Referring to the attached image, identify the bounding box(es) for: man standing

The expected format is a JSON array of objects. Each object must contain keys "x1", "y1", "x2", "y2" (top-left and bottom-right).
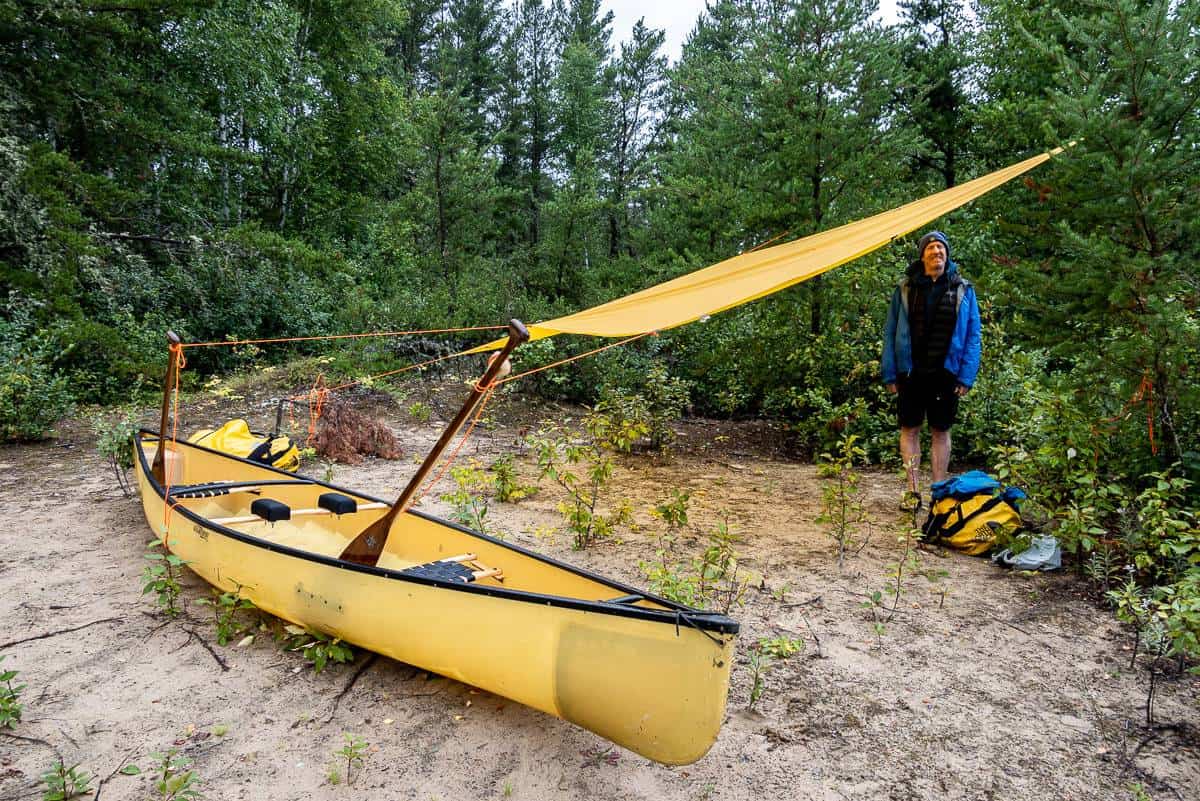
[{"x1": 881, "y1": 231, "x2": 982, "y2": 509}]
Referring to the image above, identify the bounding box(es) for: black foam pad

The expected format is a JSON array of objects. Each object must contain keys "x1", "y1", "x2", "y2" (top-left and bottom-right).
[
  {"x1": 318, "y1": 493, "x2": 357, "y2": 515},
  {"x1": 402, "y1": 561, "x2": 475, "y2": 583},
  {"x1": 251, "y1": 498, "x2": 291, "y2": 522}
]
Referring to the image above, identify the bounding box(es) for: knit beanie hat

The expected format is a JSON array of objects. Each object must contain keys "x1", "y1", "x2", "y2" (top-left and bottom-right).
[{"x1": 917, "y1": 230, "x2": 950, "y2": 260}]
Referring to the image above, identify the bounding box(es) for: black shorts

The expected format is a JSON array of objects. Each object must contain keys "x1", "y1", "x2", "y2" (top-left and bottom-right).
[{"x1": 897, "y1": 369, "x2": 959, "y2": 431}]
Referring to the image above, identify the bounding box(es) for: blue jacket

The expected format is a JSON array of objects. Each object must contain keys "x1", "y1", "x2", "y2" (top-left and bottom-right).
[{"x1": 881, "y1": 259, "x2": 982, "y2": 387}]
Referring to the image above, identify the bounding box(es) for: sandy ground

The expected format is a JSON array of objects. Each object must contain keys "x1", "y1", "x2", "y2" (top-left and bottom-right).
[{"x1": 1, "y1": 380, "x2": 1198, "y2": 801}]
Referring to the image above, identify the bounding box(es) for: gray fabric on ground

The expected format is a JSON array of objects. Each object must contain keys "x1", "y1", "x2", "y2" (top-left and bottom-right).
[{"x1": 992, "y1": 535, "x2": 1061, "y2": 571}]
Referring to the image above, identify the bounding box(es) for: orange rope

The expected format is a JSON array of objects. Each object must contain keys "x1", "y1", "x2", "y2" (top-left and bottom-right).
[
  {"x1": 747, "y1": 230, "x2": 791, "y2": 253},
  {"x1": 303, "y1": 351, "x2": 468, "y2": 397},
  {"x1": 306, "y1": 375, "x2": 329, "y2": 447},
  {"x1": 406, "y1": 383, "x2": 498, "y2": 512},
  {"x1": 163, "y1": 343, "x2": 186, "y2": 532},
  {"x1": 1090, "y1": 371, "x2": 1158, "y2": 462},
  {"x1": 495, "y1": 332, "x2": 655, "y2": 386},
  {"x1": 179, "y1": 325, "x2": 506, "y2": 349},
  {"x1": 1140, "y1": 375, "x2": 1157, "y2": 456},
  {"x1": 160, "y1": 325, "x2": 654, "y2": 523}
]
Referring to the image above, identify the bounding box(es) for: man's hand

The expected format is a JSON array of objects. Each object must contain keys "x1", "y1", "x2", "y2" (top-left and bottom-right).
[
  {"x1": 886, "y1": 383, "x2": 898, "y2": 394},
  {"x1": 955, "y1": 383, "x2": 970, "y2": 397}
]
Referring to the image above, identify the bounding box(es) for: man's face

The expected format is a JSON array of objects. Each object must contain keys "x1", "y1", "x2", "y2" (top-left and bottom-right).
[{"x1": 922, "y1": 240, "x2": 947, "y2": 279}]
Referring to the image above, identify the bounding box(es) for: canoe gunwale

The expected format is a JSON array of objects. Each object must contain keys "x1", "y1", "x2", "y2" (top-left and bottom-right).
[{"x1": 136, "y1": 430, "x2": 739, "y2": 635}]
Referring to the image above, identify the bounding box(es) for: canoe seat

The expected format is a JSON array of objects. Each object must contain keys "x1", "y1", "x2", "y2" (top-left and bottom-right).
[
  {"x1": 251, "y1": 498, "x2": 291, "y2": 522},
  {"x1": 318, "y1": 492, "x2": 357, "y2": 515},
  {"x1": 402, "y1": 553, "x2": 502, "y2": 584},
  {"x1": 212, "y1": 500, "x2": 387, "y2": 526}
]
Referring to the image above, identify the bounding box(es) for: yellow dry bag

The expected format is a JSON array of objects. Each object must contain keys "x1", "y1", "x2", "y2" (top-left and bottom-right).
[
  {"x1": 921, "y1": 471, "x2": 1026, "y2": 556},
  {"x1": 188, "y1": 419, "x2": 300, "y2": 472}
]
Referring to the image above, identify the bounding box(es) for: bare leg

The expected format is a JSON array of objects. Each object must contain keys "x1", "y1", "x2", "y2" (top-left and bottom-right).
[
  {"x1": 931, "y1": 428, "x2": 951, "y2": 483},
  {"x1": 900, "y1": 426, "x2": 921, "y2": 493}
]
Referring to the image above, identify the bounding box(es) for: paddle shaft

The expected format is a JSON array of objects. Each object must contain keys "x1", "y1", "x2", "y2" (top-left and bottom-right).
[
  {"x1": 151, "y1": 331, "x2": 183, "y2": 483},
  {"x1": 340, "y1": 319, "x2": 530, "y2": 566}
]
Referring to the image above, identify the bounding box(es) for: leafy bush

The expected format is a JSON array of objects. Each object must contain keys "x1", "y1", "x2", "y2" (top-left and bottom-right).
[
  {"x1": 816, "y1": 433, "x2": 872, "y2": 567},
  {"x1": 530, "y1": 407, "x2": 645, "y2": 549},
  {"x1": 440, "y1": 462, "x2": 493, "y2": 534},
  {"x1": 0, "y1": 654, "x2": 24, "y2": 729},
  {"x1": 282, "y1": 625, "x2": 354, "y2": 673},
  {"x1": 93, "y1": 410, "x2": 139, "y2": 496},
  {"x1": 641, "y1": 517, "x2": 750, "y2": 614},
  {"x1": 0, "y1": 311, "x2": 73, "y2": 441},
  {"x1": 598, "y1": 362, "x2": 690, "y2": 452}
]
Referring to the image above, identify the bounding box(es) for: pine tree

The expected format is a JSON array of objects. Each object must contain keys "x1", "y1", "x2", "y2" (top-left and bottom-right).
[
  {"x1": 604, "y1": 19, "x2": 668, "y2": 258},
  {"x1": 1032, "y1": 0, "x2": 1200, "y2": 466},
  {"x1": 897, "y1": 0, "x2": 977, "y2": 188}
]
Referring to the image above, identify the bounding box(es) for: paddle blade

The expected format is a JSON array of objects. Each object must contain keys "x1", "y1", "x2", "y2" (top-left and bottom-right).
[{"x1": 340, "y1": 514, "x2": 393, "y2": 566}]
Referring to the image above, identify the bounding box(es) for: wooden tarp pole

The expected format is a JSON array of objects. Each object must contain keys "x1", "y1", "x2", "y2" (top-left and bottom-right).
[
  {"x1": 340, "y1": 319, "x2": 529, "y2": 566},
  {"x1": 151, "y1": 331, "x2": 183, "y2": 483}
]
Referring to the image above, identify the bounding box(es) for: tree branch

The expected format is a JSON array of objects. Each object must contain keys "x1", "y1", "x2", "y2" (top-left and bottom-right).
[{"x1": 0, "y1": 618, "x2": 123, "y2": 650}]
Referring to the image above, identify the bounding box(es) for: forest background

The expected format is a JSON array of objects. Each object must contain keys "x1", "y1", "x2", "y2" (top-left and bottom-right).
[{"x1": 1, "y1": 1, "x2": 1198, "y2": 643}]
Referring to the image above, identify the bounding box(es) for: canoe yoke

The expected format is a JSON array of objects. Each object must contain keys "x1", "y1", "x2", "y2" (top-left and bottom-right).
[{"x1": 402, "y1": 553, "x2": 503, "y2": 584}]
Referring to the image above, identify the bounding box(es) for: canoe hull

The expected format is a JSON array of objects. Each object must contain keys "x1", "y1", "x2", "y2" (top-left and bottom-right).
[{"x1": 135, "y1": 434, "x2": 736, "y2": 765}]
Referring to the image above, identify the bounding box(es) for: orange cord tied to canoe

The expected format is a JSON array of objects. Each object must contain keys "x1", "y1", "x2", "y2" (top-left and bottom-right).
[
  {"x1": 163, "y1": 341, "x2": 187, "y2": 531},
  {"x1": 407, "y1": 381, "x2": 498, "y2": 512},
  {"x1": 305, "y1": 375, "x2": 329, "y2": 448}
]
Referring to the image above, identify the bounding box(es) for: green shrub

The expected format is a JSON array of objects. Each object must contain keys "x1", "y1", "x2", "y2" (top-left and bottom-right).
[
  {"x1": 93, "y1": 410, "x2": 139, "y2": 496},
  {"x1": 598, "y1": 362, "x2": 690, "y2": 452},
  {"x1": 0, "y1": 654, "x2": 24, "y2": 728},
  {"x1": 0, "y1": 314, "x2": 73, "y2": 441},
  {"x1": 530, "y1": 407, "x2": 644, "y2": 549}
]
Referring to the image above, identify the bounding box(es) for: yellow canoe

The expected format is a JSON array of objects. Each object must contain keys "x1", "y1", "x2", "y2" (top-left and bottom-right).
[{"x1": 134, "y1": 431, "x2": 738, "y2": 765}]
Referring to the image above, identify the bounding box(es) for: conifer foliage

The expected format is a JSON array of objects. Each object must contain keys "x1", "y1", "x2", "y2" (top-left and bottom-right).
[{"x1": 0, "y1": 0, "x2": 1195, "y2": 502}]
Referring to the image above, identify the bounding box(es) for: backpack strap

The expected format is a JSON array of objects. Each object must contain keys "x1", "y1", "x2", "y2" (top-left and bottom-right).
[
  {"x1": 925, "y1": 494, "x2": 1009, "y2": 542},
  {"x1": 954, "y1": 276, "x2": 970, "y2": 313},
  {"x1": 246, "y1": 438, "x2": 276, "y2": 464}
]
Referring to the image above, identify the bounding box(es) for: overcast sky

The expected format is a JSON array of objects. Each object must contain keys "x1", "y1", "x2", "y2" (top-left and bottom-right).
[{"x1": 604, "y1": 1, "x2": 902, "y2": 62}]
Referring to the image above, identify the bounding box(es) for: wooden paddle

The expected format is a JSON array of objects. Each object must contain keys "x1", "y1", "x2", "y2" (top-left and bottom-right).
[
  {"x1": 339, "y1": 319, "x2": 530, "y2": 566},
  {"x1": 151, "y1": 331, "x2": 183, "y2": 484}
]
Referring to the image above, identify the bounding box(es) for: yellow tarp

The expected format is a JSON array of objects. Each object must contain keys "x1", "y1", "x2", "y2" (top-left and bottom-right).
[{"x1": 476, "y1": 148, "x2": 1060, "y2": 351}]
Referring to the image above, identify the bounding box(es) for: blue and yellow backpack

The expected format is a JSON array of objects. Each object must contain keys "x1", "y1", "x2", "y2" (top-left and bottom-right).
[{"x1": 921, "y1": 471, "x2": 1026, "y2": 555}]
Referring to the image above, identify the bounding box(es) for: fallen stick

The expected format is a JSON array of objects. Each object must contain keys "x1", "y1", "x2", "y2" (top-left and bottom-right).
[
  {"x1": 93, "y1": 750, "x2": 137, "y2": 801},
  {"x1": 0, "y1": 617, "x2": 123, "y2": 650},
  {"x1": 324, "y1": 654, "x2": 378, "y2": 723},
  {"x1": 180, "y1": 626, "x2": 230, "y2": 672}
]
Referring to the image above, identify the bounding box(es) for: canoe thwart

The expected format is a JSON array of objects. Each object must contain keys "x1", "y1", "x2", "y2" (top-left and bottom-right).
[
  {"x1": 212, "y1": 502, "x2": 388, "y2": 527},
  {"x1": 171, "y1": 483, "x2": 263, "y2": 499},
  {"x1": 605, "y1": 594, "x2": 644, "y2": 605},
  {"x1": 167, "y1": 478, "x2": 314, "y2": 497}
]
